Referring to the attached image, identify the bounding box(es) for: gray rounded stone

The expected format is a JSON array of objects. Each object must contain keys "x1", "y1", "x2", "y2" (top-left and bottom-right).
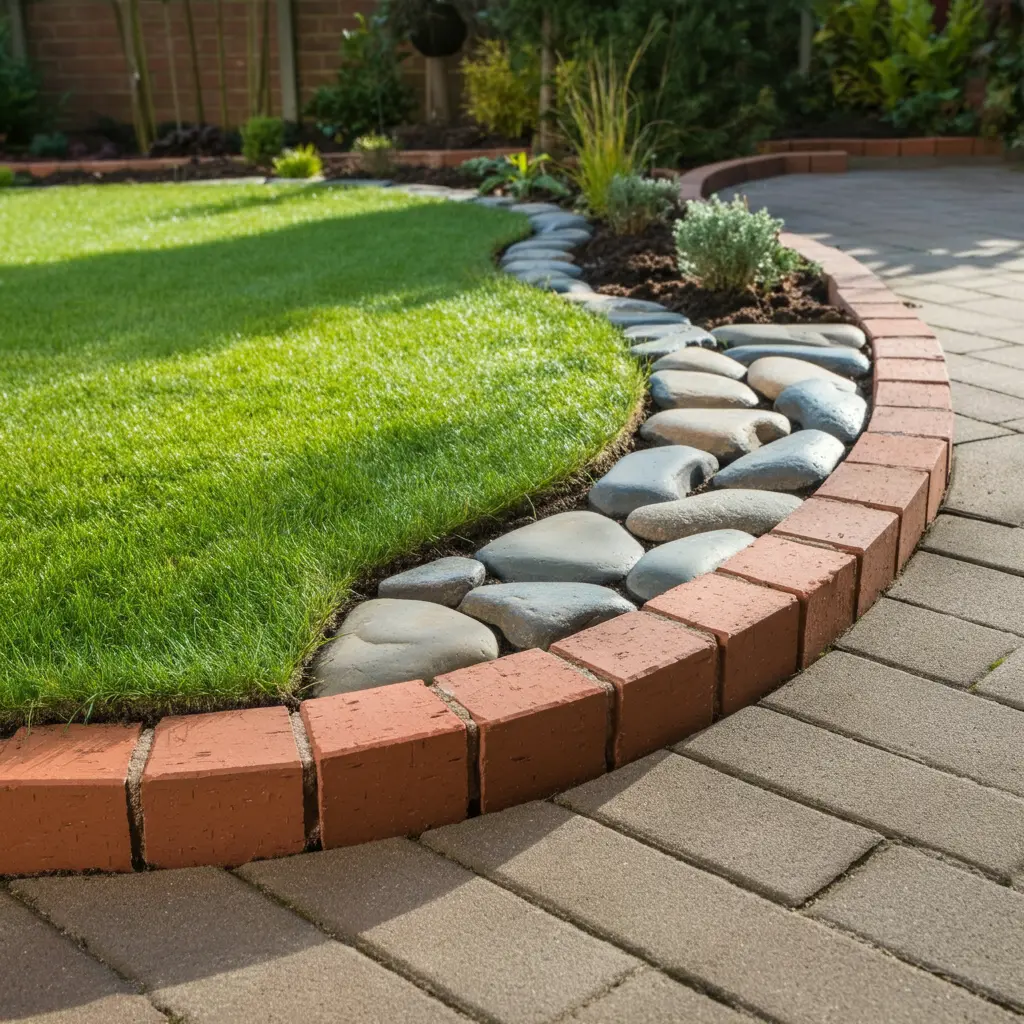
[
  {"x1": 724, "y1": 344, "x2": 870, "y2": 378},
  {"x1": 649, "y1": 370, "x2": 760, "y2": 410},
  {"x1": 713, "y1": 323, "x2": 866, "y2": 349},
  {"x1": 509, "y1": 201, "x2": 562, "y2": 215},
  {"x1": 505, "y1": 237, "x2": 576, "y2": 256},
  {"x1": 472, "y1": 195, "x2": 515, "y2": 207},
  {"x1": 531, "y1": 212, "x2": 591, "y2": 234},
  {"x1": 459, "y1": 582, "x2": 635, "y2": 650},
  {"x1": 504, "y1": 259, "x2": 584, "y2": 278},
  {"x1": 628, "y1": 331, "x2": 716, "y2": 362},
  {"x1": 711, "y1": 430, "x2": 846, "y2": 493},
  {"x1": 608, "y1": 311, "x2": 690, "y2": 329},
  {"x1": 476, "y1": 510, "x2": 644, "y2": 584},
  {"x1": 377, "y1": 556, "x2": 486, "y2": 607},
  {"x1": 747, "y1": 357, "x2": 858, "y2": 401},
  {"x1": 775, "y1": 379, "x2": 869, "y2": 445},
  {"x1": 625, "y1": 530, "x2": 756, "y2": 601},
  {"x1": 501, "y1": 248, "x2": 574, "y2": 266},
  {"x1": 640, "y1": 408, "x2": 791, "y2": 462},
  {"x1": 513, "y1": 270, "x2": 579, "y2": 292},
  {"x1": 625, "y1": 323, "x2": 712, "y2": 342},
  {"x1": 588, "y1": 446, "x2": 719, "y2": 518},
  {"x1": 315, "y1": 599, "x2": 499, "y2": 695},
  {"x1": 626, "y1": 489, "x2": 802, "y2": 541},
  {"x1": 533, "y1": 227, "x2": 593, "y2": 245},
  {"x1": 583, "y1": 296, "x2": 668, "y2": 315},
  {"x1": 651, "y1": 348, "x2": 747, "y2": 380}
]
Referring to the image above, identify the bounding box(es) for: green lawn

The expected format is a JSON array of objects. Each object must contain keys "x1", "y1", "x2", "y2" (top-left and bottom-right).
[{"x1": 0, "y1": 182, "x2": 643, "y2": 728}]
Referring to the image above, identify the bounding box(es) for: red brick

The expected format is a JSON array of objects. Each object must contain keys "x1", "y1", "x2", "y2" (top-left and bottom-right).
[
  {"x1": 142, "y1": 707, "x2": 304, "y2": 869},
  {"x1": 974, "y1": 137, "x2": 1004, "y2": 156},
  {"x1": 861, "y1": 318, "x2": 935, "y2": 338},
  {"x1": 785, "y1": 153, "x2": 811, "y2": 173},
  {"x1": 717, "y1": 536, "x2": 857, "y2": 668},
  {"x1": 871, "y1": 336, "x2": 945, "y2": 360},
  {"x1": 935, "y1": 137, "x2": 974, "y2": 156},
  {"x1": 863, "y1": 139, "x2": 901, "y2": 157},
  {"x1": 644, "y1": 574, "x2": 799, "y2": 715},
  {"x1": 551, "y1": 612, "x2": 717, "y2": 766},
  {"x1": 846, "y1": 432, "x2": 947, "y2": 522},
  {"x1": 815, "y1": 463, "x2": 929, "y2": 568},
  {"x1": 868, "y1": 406, "x2": 955, "y2": 480},
  {"x1": 838, "y1": 288, "x2": 899, "y2": 309},
  {"x1": 0, "y1": 724, "x2": 140, "y2": 875},
  {"x1": 436, "y1": 650, "x2": 608, "y2": 813},
  {"x1": 810, "y1": 152, "x2": 848, "y2": 173},
  {"x1": 772, "y1": 497, "x2": 899, "y2": 616},
  {"x1": 849, "y1": 302, "x2": 918, "y2": 320},
  {"x1": 875, "y1": 380, "x2": 952, "y2": 409},
  {"x1": 900, "y1": 137, "x2": 937, "y2": 156},
  {"x1": 874, "y1": 358, "x2": 950, "y2": 384},
  {"x1": 301, "y1": 681, "x2": 467, "y2": 849}
]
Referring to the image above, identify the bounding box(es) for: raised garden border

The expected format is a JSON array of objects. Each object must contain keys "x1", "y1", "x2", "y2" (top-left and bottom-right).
[
  {"x1": 759, "y1": 137, "x2": 1005, "y2": 158},
  {"x1": 0, "y1": 160, "x2": 953, "y2": 878}
]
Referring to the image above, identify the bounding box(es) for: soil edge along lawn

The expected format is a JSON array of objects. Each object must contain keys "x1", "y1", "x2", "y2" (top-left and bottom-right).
[{"x1": 0, "y1": 183, "x2": 643, "y2": 729}]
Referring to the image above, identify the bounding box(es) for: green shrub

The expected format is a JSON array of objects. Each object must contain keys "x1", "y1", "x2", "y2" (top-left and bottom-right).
[
  {"x1": 29, "y1": 131, "x2": 67, "y2": 158},
  {"x1": 477, "y1": 151, "x2": 570, "y2": 200},
  {"x1": 305, "y1": 13, "x2": 414, "y2": 145},
  {"x1": 241, "y1": 116, "x2": 284, "y2": 166},
  {"x1": 0, "y1": 17, "x2": 48, "y2": 143},
  {"x1": 461, "y1": 39, "x2": 539, "y2": 140},
  {"x1": 673, "y1": 196, "x2": 801, "y2": 293},
  {"x1": 460, "y1": 155, "x2": 508, "y2": 180},
  {"x1": 0, "y1": 165, "x2": 14, "y2": 187},
  {"x1": 605, "y1": 173, "x2": 678, "y2": 235},
  {"x1": 353, "y1": 132, "x2": 397, "y2": 176},
  {"x1": 271, "y1": 144, "x2": 323, "y2": 179}
]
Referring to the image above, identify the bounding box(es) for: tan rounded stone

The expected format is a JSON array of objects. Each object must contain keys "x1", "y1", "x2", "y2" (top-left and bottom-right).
[
  {"x1": 651, "y1": 348, "x2": 747, "y2": 380},
  {"x1": 649, "y1": 370, "x2": 759, "y2": 410},
  {"x1": 747, "y1": 357, "x2": 858, "y2": 401},
  {"x1": 640, "y1": 408, "x2": 791, "y2": 462}
]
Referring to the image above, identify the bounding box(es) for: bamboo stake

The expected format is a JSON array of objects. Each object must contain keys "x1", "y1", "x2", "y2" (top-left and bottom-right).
[
  {"x1": 110, "y1": 0, "x2": 147, "y2": 152},
  {"x1": 259, "y1": 0, "x2": 271, "y2": 115},
  {"x1": 214, "y1": 0, "x2": 228, "y2": 127},
  {"x1": 162, "y1": 0, "x2": 182, "y2": 129},
  {"x1": 182, "y1": 0, "x2": 205, "y2": 123}
]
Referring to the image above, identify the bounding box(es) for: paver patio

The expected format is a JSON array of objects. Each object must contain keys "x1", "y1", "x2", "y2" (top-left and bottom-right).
[{"x1": 3, "y1": 166, "x2": 1024, "y2": 1023}]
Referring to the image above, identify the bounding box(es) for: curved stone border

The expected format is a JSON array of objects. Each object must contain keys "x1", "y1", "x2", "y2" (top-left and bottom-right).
[
  {"x1": 0, "y1": 168, "x2": 952, "y2": 878},
  {"x1": 760, "y1": 137, "x2": 1004, "y2": 158}
]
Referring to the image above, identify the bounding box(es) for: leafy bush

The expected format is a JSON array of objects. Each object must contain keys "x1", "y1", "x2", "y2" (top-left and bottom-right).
[
  {"x1": 461, "y1": 39, "x2": 538, "y2": 140},
  {"x1": 241, "y1": 116, "x2": 284, "y2": 166},
  {"x1": 29, "y1": 131, "x2": 67, "y2": 158},
  {"x1": 605, "y1": 173, "x2": 678, "y2": 235},
  {"x1": 981, "y1": 6, "x2": 1024, "y2": 149},
  {"x1": 353, "y1": 132, "x2": 397, "y2": 175},
  {"x1": 272, "y1": 144, "x2": 323, "y2": 179},
  {"x1": 477, "y1": 151, "x2": 569, "y2": 199},
  {"x1": 460, "y1": 155, "x2": 508, "y2": 180},
  {"x1": 305, "y1": 13, "x2": 414, "y2": 145},
  {"x1": 674, "y1": 196, "x2": 800, "y2": 293},
  {"x1": 0, "y1": 17, "x2": 48, "y2": 143},
  {"x1": 0, "y1": 165, "x2": 14, "y2": 187}
]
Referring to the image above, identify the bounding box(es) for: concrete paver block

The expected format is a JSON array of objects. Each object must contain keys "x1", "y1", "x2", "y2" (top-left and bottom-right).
[
  {"x1": 954, "y1": 414, "x2": 1013, "y2": 444},
  {"x1": 423, "y1": 801, "x2": 1015, "y2": 1024},
  {"x1": 815, "y1": 462, "x2": 929, "y2": 567},
  {"x1": 680, "y1": 706, "x2": 1024, "y2": 880},
  {"x1": 240, "y1": 838, "x2": 636, "y2": 1024},
  {"x1": 766, "y1": 651, "x2": 1024, "y2": 797},
  {"x1": 551, "y1": 611, "x2": 717, "y2": 766},
  {"x1": 889, "y1": 551, "x2": 1024, "y2": 635},
  {"x1": 645, "y1": 573, "x2": 799, "y2": 714},
  {"x1": 559, "y1": 749, "x2": 879, "y2": 905},
  {"x1": 977, "y1": 647, "x2": 1024, "y2": 711},
  {"x1": 13, "y1": 868, "x2": 464, "y2": 1024},
  {"x1": 141, "y1": 707, "x2": 304, "y2": 869},
  {"x1": 835, "y1": 597, "x2": 1018, "y2": 687},
  {"x1": 811, "y1": 845, "x2": 1024, "y2": 1011},
  {"x1": 0, "y1": 723, "x2": 139, "y2": 875},
  {"x1": 0, "y1": 891, "x2": 164, "y2": 1024},
  {"x1": 847, "y1": 432, "x2": 947, "y2": 521},
  {"x1": 436, "y1": 649, "x2": 608, "y2": 812},
  {"x1": 923, "y1": 514, "x2": 1024, "y2": 575},
  {"x1": 950, "y1": 381, "x2": 1024, "y2": 424},
  {"x1": 301, "y1": 680, "x2": 467, "y2": 849},
  {"x1": 772, "y1": 497, "x2": 898, "y2": 616},
  {"x1": 717, "y1": 535, "x2": 857, "y2": 667},
  {"x1": 945, "y1": 434, "x2": 1024, "y2": 526}
]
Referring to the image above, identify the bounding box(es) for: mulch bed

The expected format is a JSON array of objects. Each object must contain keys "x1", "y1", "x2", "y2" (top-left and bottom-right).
[{"x1": 23, "y1": 158, "x2": 262, "y2": 188}]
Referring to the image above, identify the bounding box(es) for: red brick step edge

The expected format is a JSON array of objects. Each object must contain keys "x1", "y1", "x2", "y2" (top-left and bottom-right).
[{"x1": 0, "y1": 168, "x2": 952, "y2": 877}]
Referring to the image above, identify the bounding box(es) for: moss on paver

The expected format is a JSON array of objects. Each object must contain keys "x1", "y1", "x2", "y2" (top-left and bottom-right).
[{"x1": 0, "y1": 183, "x2": 643, "y2": 726}]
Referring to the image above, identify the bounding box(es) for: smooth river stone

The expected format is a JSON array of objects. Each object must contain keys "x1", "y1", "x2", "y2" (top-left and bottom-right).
[
  {"x1": 723, "y1": 344, "x2": 870, "y2": 378},
  {"x1": 476, "y1": 510, "x2": 643, "y2": 584},
  {"x1": 608, "y1": 311, "x2": 690, "y2": 329},
  {"x1": 531, "y1": 212, "x2": 591, "y2": 234},
  {"x1": 713, "y1": 323, "x2": 867, "y2": 349},
  {"x1": 640, "y1": 408, "x2": 791, "y2": 462},
  {"x1": 775, "y1": 378, "x2": 869, "y2": 445},
  {"x1": 588, "y1": 445, "x2": 719, "y2": 518},
  {"x1": 532, "y1": 227, "x2": 593, "y2": 246},
  {"x1": 650, "y1": 370, "x2": 759, "y2": 410},
  {"x1": 505, "y1": 237, "x2": 576, "y2": 256},
  {"x1": 503, "y1": 259, "x2": 584, "y2": 278},
  {"x1": 513, "y1": 270, "x2": 579, "y2": 292},
  {"x1": 583, "y1": 296, "x2": 669, "y2": 315},
  {"x1": 624, "y1": 323, "x2": 713, "y2": 343},
  {"x1": 315, "y1": 599, "x2": 499, "y2": 694},
  {"x1": 500, "y1": 248, "x2": 574, "y2": 266},
  {"x1": 377, "y1": 556, "x2": 485, "y2": 607},
  {"x1": 746, "y1": 356, "x2": 858, "y2": 401},
  {"x1": 460, "y1": 582, "x2": 635, "y2": 649},
  {"x1": 508, "y1": 201, "x2": 562, "y2": 215},
  {"x1": 711, "y1": 429, "x2": 846, "y2": 492},
  {"x1": 626, "y1": 489, "x2": 803, "y2": 542},
  {"x1": 651, "y1": 347, "x2": 747, "y2": 380},
  {"x1": 625, "y1": 529, "x2": 757, "y2": 601}
]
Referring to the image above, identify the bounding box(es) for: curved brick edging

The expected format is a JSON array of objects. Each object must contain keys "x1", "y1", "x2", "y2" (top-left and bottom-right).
[
  {"x1": 669, "y1": 151, "x2": 848, "y2": 203},
  {"x1": 759, "y1": 137, "x2": 1004, "y2": 158},
  {"x1": 0, "y1": 174, "x2": 952, "y2": 879}
]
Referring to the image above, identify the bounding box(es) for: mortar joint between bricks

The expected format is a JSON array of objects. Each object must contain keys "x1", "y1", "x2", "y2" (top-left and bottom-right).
[
  {"x1": 126, "y1": 726, "x2": 154, "y2": 871},
  {"x1": 428, "y1": 683, "x2": 481, "y2": 813},
  {"x1": 289, "y1": 711, "x2": 321, "y2": 850}
]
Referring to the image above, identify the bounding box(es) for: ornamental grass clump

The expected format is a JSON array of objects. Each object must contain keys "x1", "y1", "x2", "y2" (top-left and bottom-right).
[
  {"x1": 271, "y1": 144, "x2": 324, "y2": 179},
  {"x1": 605, "y1": 173, "x2": 678, "y2": 235},
  {"x1": 673, "y1": 196, "x2": 801, "y2": 293},
  {"x1": 353, "y1": 132, "x2": 397, "y2": 176}
]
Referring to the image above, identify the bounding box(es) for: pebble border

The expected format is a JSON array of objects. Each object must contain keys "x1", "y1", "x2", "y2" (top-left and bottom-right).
[{"x1": 0, "y1": 159, "x2": 952, "y2": 877}]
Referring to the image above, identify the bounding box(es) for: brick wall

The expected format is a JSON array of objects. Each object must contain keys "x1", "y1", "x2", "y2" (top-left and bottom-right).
[{"x1": 23, "y1": 0, "x2": 428, "y2": 133}]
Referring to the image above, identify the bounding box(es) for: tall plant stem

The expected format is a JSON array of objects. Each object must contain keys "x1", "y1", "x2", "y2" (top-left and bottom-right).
[
  {"x1": 182, "y1": 0, "x2": 205, "y2": 123},
  {"x1": 215, "y1": 0, "x2": 229, "y2": 127},
  {"x1": 259, "y1": 0, "x2": 271, "y2": 115},
  {"x1": 110, "y1": 0, "x2": 147, "y2": 152},
  {"x1": 537, "y1": 7, "x2": 554, "y2": 153},
  {"x1": 162, "y1": 0, "x2": 182, "y2": 129}
]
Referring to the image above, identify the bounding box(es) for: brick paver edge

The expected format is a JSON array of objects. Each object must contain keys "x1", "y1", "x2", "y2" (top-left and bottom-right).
[{"x1": 0, "y1": 160, "x2": 952, "y2": 877}]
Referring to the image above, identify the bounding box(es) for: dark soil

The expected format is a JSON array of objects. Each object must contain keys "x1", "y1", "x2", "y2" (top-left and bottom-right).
[
  {"x1": 26, "y1": 157, "x2": 263, "y2": 188},
  {"x1": 325, "y1": 160, "x2": 477, "y2": 188},
  {"x1": 393, "y1": 120, "x2": 529, "y2": 152},
  {"x1": 575, "y1": 219, "x2": 850, "y2": 330}
]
